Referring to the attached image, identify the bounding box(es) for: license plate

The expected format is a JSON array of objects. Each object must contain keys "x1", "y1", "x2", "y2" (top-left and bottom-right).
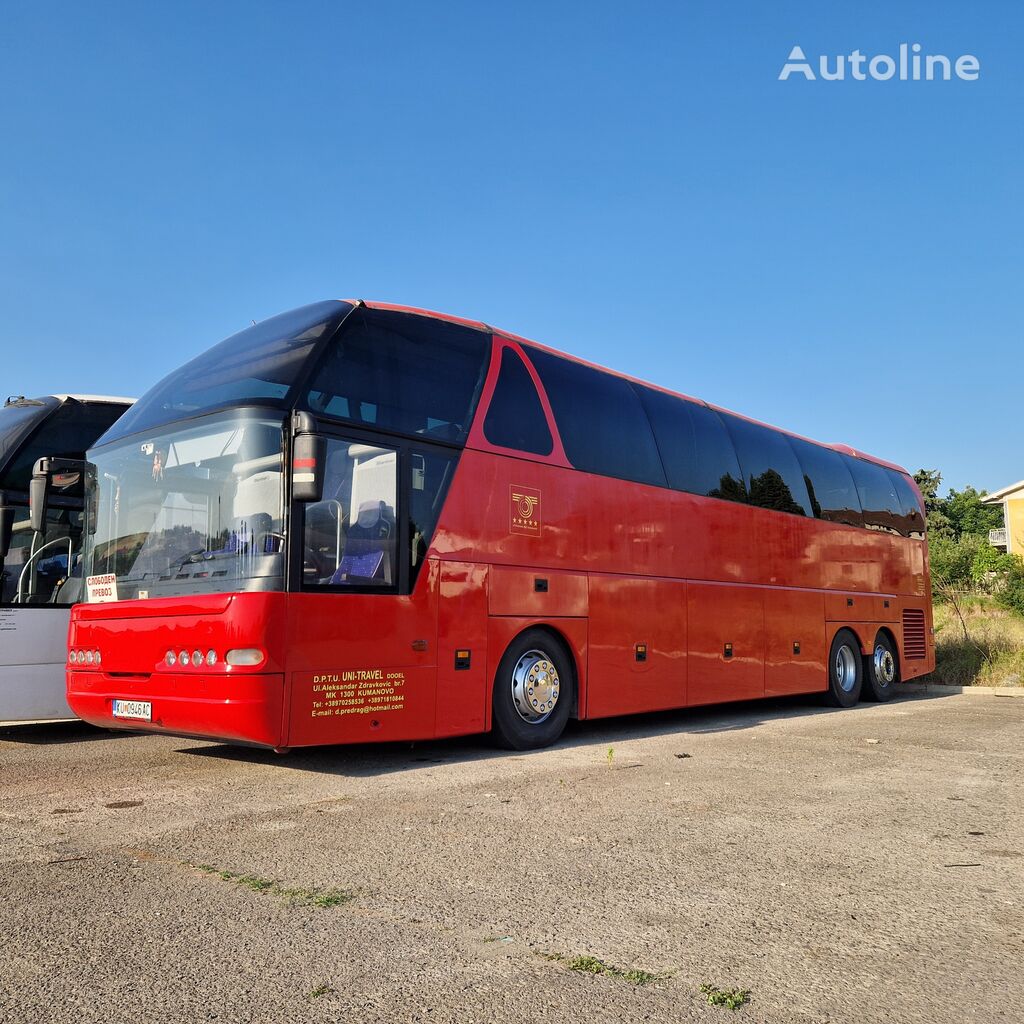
[{"x1": 112, "y1": 700, "x2": 152, "y2": 721}]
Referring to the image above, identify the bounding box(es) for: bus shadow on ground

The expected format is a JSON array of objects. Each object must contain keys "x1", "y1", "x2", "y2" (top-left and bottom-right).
[
  {"x1": 0, "y1": 719, "x2": 133, "y2": 745},
  {"x1": 176, "y1": 690, "x2": 948, "y2": 778}
]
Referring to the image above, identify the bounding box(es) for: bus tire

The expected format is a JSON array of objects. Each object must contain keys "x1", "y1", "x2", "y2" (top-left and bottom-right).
[
  {"x1": 863, "y1": 632, "x2": 900, "y2": 702},
  {"x1": 823, "y1": 629, "x2": 863, "y2": 708},
  {"x1": 491, "y1": 629, "x2": 574, "y2": 750}
]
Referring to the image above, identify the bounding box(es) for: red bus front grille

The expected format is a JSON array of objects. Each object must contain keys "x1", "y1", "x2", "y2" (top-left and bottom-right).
[{"x1": 902, "y1": 608, "x2": 927, "y2": 660}]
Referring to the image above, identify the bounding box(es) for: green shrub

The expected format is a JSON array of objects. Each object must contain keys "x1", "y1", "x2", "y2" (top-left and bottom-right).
[
  {"x1": 931, "y1": 534, "x2": 985, "y2": 590},
  {"x1": 997, "y1": 555, "x2": 1024, "y2": 616}
]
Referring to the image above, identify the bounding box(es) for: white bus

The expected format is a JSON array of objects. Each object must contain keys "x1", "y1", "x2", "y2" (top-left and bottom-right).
[{"x1": 0, "y1": 395, "x2": 132, "y2": 721}]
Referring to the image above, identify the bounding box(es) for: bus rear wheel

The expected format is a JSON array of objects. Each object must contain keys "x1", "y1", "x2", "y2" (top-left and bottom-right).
[
  {"x1": 491, "y1": 629, "x2": 573, "y2": 750},
  {"x1": 863, "y1": 633, "x2": 900, "y2": 702},
  {"x1": 823, "y1": 629, "x2": 863, "y2": 708}
]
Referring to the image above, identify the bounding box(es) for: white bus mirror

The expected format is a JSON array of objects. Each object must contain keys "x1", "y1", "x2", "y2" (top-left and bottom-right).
[{"x1": 29, "y1": 461, "x2": 50, "y2": 535}]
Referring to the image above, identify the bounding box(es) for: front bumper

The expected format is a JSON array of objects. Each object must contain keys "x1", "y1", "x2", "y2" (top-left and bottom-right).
[{"x1": 67, "y1": 670, "x2": 286, "y2": 747}]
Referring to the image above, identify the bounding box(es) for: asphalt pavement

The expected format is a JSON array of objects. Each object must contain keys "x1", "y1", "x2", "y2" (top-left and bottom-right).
[{"x1": 1, "y1": 690, "x2": 1021, "y2": 1024}]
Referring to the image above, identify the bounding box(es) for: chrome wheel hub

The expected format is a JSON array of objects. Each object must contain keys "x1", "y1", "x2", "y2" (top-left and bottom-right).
[
  {"x1": 874, "y1": 645, "x2": 896, "y2": 684},
  {"x1": 511, "y1": 650, "x2": 560, "y2": 724},
  {"x1": 835, "y1": 644, "x2": 858, "y2": 693}
]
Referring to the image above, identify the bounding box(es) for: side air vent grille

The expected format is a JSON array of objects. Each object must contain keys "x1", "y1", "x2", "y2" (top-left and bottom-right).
[{"x1": 902, "y1": 608, "x2": 927, "y2": 660}]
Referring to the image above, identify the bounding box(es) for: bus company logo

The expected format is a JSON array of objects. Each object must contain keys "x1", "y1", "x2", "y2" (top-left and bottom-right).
[
  {"x1": 510, "y1": 486, "x2": 541, "y2": 537},
  {"x1": 779, "y1": 44, "x2": 980, "y2": 82}
]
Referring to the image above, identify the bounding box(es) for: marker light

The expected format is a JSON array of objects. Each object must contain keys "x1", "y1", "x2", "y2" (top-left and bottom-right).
[
  {"x1": 226, "y1": 648, "x2": 265, "y2": 667},
  {"x1": 206, "y1": 650, "x2": 218, "y2": 666}
]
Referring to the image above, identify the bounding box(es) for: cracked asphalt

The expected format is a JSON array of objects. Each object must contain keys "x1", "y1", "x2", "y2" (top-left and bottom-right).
[{"x1": 1, "y1": 690, "x2": 1021, "y2": 1024}]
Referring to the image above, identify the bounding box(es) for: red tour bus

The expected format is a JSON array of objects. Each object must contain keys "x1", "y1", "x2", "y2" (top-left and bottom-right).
[{"x1": 60, "y1": 301, "x2": 934, "y2": 750}]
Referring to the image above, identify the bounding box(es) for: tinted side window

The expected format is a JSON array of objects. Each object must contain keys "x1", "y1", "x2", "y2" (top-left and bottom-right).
[
  {"x1": 1, "y1": 507, "x2": 82, "y2": 605},
  {"x1": 844, "y1": 457, "x2": 902, "y2": 535},
  {"x1": 302, "y1": 439, "x2": 399, "y2": 588},
  {"x1": 888, "y1": 470, "x2": 925, "y2": 539},
  {"x1": 3, "y1": 401, "x2": 127, "y2": 492},
  {"x1": 528, "y1": 349, "x2": 665, "y2": 487},
  {"x1": 483, "y1": 348, "x2": 553, "y2": 456},
  {"x1": 789, "y1": 437, "x2": 864, "y2": 528},
  {"x1": 720, "y1": 414, "x2": 812, "y2": 516},
  {"x1": 636, "y1": 387, "x2": 746, "y2": 502},
  {"x1": 305, "y1": 309, "x2": 489, "y2": 444}
]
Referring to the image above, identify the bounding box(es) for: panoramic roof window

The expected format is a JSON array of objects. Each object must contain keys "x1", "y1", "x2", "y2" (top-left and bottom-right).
[
  {"x1": 844, "y1": 456, "x2": 903, "y2": 535},
  {"x1": 888, "y1": 469, "x2": 926, "y2": 539},
  {"x1": 635, "y1": 387, "x2": 746, "y2": 503},
  {"x1": 0, "y1": 397, "x2": 59, "y2": 484},
  {"x1": 483, "y1": 348, "x2": 554, "y2": 456},
  {"x1": 789, "y1": 437, "x2": 864, "y2": 528},
  {"x1": 528, "y1": 348, "x2": 666, "y2": 487},
  {"x1": 720, "y1": 413, "x2": 813, "y2": 516},
  {"x1": 304, "y1": 308, "x2": 490, "y2": 444},
  {"x1": 104, "y1": 301, "x2": 352, "y2": 443},
  {"x1": 1, "y1": 400, "x2": 126, "y2": 492}
]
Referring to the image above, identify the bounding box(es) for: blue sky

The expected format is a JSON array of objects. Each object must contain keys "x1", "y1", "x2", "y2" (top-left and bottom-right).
[{"x1": 1, "y1": 2, "x2": 1019, "y2": 493}]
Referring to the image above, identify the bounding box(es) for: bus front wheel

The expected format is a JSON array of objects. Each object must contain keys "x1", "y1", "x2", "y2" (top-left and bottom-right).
[
  {"x1": 823, "y1": 629, "x2": 863, "y2": 708},
  {"x1": 863, "y1": 632, "x2": 900, "y2": 702},
  {"x1": 491, "y1": 629, "x2": 573, "y2": 750}
]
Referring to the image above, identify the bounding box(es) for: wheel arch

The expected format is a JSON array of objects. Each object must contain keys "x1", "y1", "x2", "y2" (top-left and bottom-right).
[
  {"x1": 875, "y1": 624, "x2": 899, "y2": 652},
  {"x1": 830, "y1": 623, "x2": 865, "y2": 654},
  {"x1": 489, "y1": 620, "x2": 583, "y2": 721}
]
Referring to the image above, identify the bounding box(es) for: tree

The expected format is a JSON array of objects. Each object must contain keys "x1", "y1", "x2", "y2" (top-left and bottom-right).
[
  {"x1": 914, "y1": 469, "x2": 952, "y2": 539},
  {"x1": 946, "y1": 486, "x2": 1003, "y2": 540}
]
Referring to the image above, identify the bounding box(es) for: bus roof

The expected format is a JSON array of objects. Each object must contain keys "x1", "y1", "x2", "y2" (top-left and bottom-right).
[
  {"x1": 48, "y1": 394, "x2": 136, "y2": 405},
  {"x1": 353, "y1": 299, "x2": 912, "y2": 479}
]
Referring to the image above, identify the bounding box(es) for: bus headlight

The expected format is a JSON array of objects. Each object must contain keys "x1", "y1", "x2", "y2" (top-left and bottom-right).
[
  {"x1": 165, "y1": 650, "x2": 177, "y2": 667},
  {"x1": 206, "y1": 650, "x2": 218, "y2": 666},
  {"x1": 226, "y1": 648, "x2": 265, "y2": 667},
  {"x1": 178, "y1": 650, "x2": 189, "y2": 667}
]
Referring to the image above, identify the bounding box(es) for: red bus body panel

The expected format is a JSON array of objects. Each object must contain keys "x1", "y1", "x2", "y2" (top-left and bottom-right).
[{"x1": 67, "y1": 313, "x2": 935, "y2": 748}]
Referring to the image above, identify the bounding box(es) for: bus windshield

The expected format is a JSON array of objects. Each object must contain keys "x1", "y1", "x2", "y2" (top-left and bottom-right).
[
  {"x1": 0, "y1": 397, "x2": 59, "y2": 487},
  {"x1": 103, "y1": 301, "x2": 352, "y2": 443},
  {"x1": 84, "y1": 413, "x2": 286, "y2": 600}
]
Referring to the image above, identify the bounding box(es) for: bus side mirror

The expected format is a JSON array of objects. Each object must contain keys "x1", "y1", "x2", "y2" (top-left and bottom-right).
[
  {"x1": 86, "y1": 466, "x2": 99, "y2": 536},
  {"x1": 292, "y1": 432, "x2": 326, "y2": 503},
  {"x1": 30, "y1": 459, "x2": 51, "y2": 535},
  {"x1": 0, "y1": 502, "x2": 13, "y2": 561}
]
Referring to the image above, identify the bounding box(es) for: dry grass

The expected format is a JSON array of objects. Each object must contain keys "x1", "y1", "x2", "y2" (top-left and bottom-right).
[{"x1": 931, "y1": 598, "x2": 1024, "y2": 687}]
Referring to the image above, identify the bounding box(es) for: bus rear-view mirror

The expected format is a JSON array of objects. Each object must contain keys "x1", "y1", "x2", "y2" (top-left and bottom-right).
[
  {"x1": 0, "y1": 501, "x2": 13, "y2": 561},
  {"x1": 292, "y1": 431, "x2": 326, "y2": 503}
]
